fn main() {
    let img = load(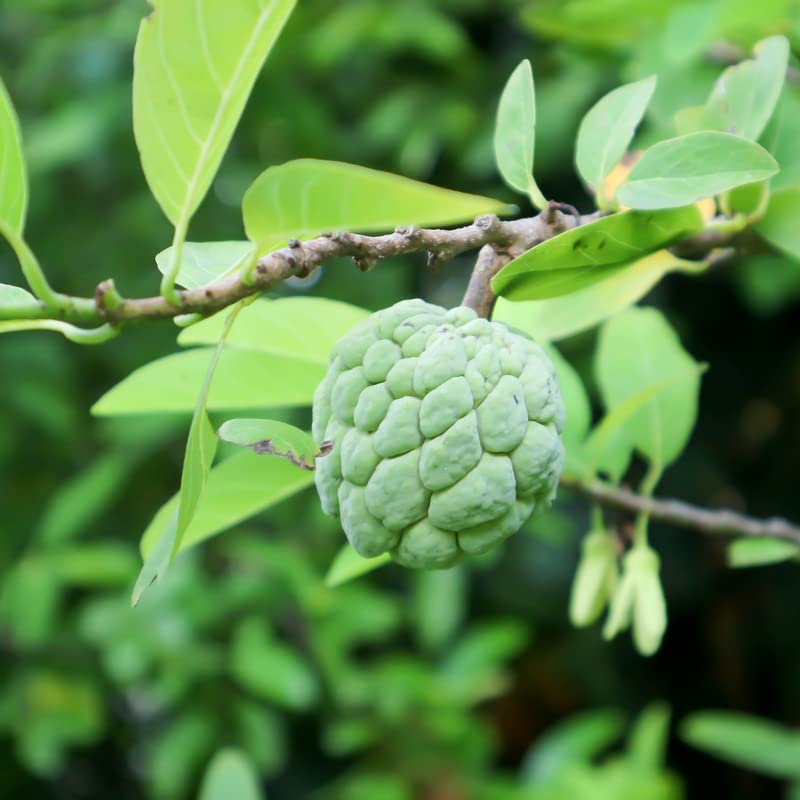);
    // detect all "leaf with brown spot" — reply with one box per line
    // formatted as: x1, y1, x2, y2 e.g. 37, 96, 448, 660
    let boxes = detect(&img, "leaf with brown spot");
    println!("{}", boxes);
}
218, 419, 323, 471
